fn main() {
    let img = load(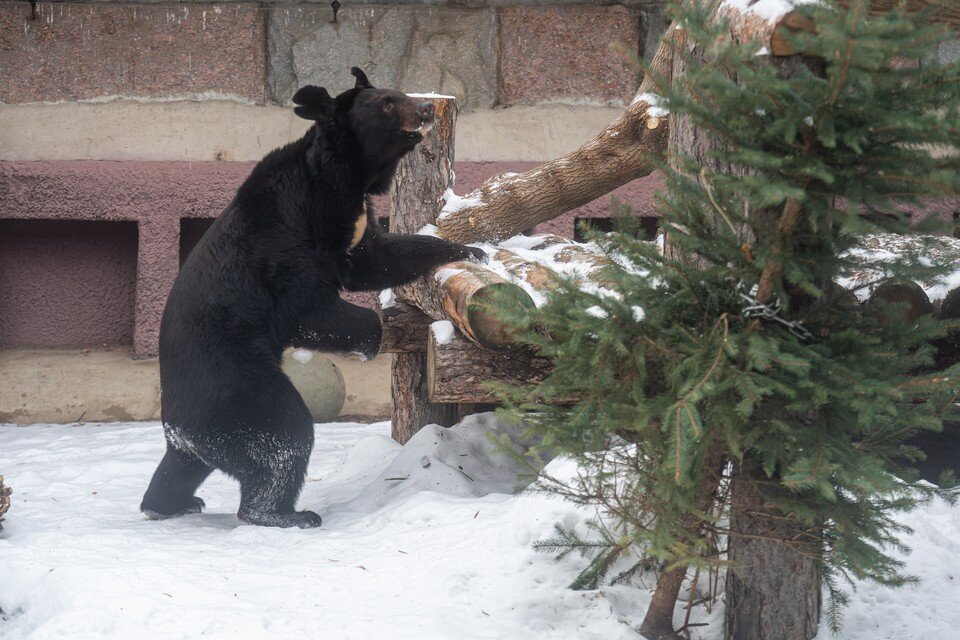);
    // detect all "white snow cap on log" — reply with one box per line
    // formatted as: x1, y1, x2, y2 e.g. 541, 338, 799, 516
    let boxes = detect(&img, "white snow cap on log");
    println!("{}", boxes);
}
406, 92, 457, 100
435, 267, 466, 285
634, 92, 670, 118
417, 223, 440, 237
430, 320, 457, 345
720, 0, 818, 23
378, 289, 396, 309
438, 188, 483, 221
